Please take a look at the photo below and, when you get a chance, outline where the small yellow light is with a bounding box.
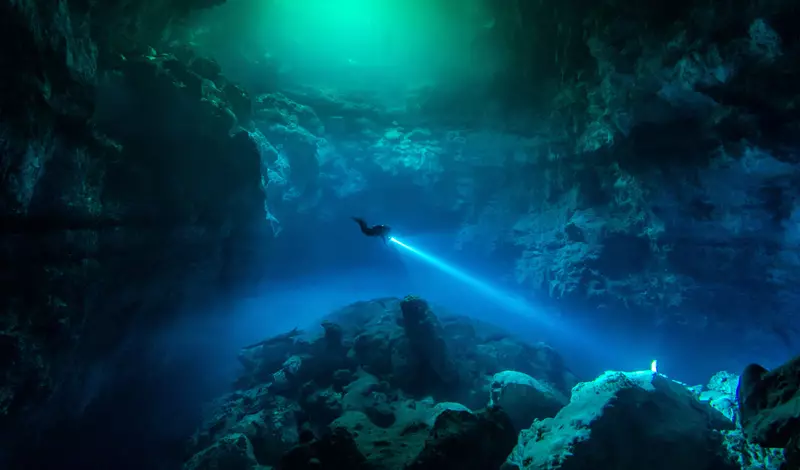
[650,360,658,373]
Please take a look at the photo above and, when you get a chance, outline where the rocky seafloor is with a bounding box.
[184,295,797,470]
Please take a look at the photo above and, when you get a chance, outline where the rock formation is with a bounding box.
[185,297,572,469]
[183,297,795,470]
[738,356,800,468]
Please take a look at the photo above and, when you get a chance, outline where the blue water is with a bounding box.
[18,223,785,470]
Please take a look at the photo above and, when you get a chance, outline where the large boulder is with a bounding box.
[488,370,567,431]
[737,356,800,468]
[738,358,800,449]
[472,339,578,398]
[324,396,478,469]
[406,406,518,470]
[341,371,398,428]
[187,388,301,467]
[276,427,369,470]
[398,296,460,396]
[698,371,740,422]
[506,370,736,470]
[326,404,517,470]
[691,371,785,470]
[328,298,578,404]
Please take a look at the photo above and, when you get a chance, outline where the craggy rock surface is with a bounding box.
[739,358,800,448]
[489,370,568,432]
[185,296,568,469]
[0,0,269,448]
[188,296,798,470]
[505,370,738,470]
[192,0,800,342]
[738,356,800,468]
[191,307,794,470]
[690,371,786,470]
[500,367,787,470]
[406,406,517,470]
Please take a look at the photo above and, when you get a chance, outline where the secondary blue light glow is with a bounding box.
[389,236,552,325]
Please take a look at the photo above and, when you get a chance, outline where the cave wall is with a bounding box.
[0,0,271,442]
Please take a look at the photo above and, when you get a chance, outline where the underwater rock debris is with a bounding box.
[185,297,788,470]
[184,297,573,469]
[694,371,785,470]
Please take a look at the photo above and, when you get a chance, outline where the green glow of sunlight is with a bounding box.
[190,0,505,95]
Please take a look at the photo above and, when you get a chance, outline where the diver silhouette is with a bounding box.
[351,217,392,244]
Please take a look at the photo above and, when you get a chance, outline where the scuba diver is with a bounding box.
[351,217,392,244]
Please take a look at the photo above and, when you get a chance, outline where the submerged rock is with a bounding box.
[739,359,800,448]
[473,338,578,399]
[488,370,567,431]
[325,403,516,470]
[299,385,344,430]
[276,427,369,470]
[399,295,460,396]
[407,406,518,470]
[186,298,797,470]
[183,433,261,470]
[693,370,785,470]
[186,296,577,468]
[738,356,800,468]
[506,370,736,470]
[341,371,397,428]
[228,412,299,466]
[699,371,741,422]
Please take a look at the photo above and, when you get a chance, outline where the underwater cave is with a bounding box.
[2,0,800,468]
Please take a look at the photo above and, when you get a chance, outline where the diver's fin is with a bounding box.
[351,217,372,235]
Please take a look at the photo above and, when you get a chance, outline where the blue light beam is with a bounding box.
[389,236,553,325]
